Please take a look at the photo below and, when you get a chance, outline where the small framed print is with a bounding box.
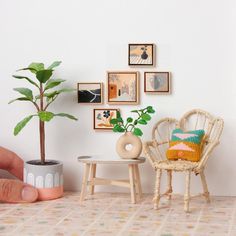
[107,71,139,105]
[77,83,103,104]
[93,108,119,130]
[144,72,170,94]
[128,44,154,66]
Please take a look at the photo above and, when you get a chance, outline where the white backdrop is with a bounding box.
[0,0,236,195]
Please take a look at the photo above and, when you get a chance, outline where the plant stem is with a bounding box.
[39,83,45,164]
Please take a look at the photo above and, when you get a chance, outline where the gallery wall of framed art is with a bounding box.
[76,42,171,131]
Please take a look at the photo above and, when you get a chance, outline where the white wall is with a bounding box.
[0,0,236,196]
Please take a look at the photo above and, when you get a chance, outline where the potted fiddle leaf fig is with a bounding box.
[111,106,155,159]
[9,61,77,200]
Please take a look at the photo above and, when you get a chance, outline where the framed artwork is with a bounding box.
[128,44,154,66]
[93,108,119,130]
[107,71,139,105]
[144,72,170,94]
[77,83,103,104]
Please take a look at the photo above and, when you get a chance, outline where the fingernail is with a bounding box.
[22,186,38,202]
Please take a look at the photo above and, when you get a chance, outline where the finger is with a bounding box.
[0,179,38,203]
[0,146,23,180]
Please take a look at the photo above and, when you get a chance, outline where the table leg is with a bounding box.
[89,164,96,195]
[80,163,90,203]
[134,164,142,199]
[129,164,136,204]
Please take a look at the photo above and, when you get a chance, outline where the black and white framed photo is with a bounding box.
[77,83,103,104]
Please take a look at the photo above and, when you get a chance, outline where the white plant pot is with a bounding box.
[24,160,63,201]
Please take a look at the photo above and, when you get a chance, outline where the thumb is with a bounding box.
[0,179,38,203]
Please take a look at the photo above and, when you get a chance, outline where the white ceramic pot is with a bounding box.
[116,132,142,159]
[24,160,63,201]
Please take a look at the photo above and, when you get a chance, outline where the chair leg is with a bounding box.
[200,171,210,203]
[153,169,162,210]
[167,170,173,200]
[184,170,191,212]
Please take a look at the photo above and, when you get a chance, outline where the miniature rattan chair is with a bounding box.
[143,109,224,212]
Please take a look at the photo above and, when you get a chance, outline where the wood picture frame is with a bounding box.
[93,108,119,130]
[144,72,170,94]
[128,44,154,66]
[77,82,103,104]
[107,71,139,105]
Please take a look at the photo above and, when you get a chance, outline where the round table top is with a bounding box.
[77,155,146,164]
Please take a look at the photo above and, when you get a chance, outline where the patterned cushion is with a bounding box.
[166,128,205,162]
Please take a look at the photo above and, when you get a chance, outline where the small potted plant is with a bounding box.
[111,106,155,159]
[9,61,77,200]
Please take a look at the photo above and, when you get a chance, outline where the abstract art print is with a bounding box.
[107,72,139,105]
[128,44,154,66]
[77,83,103,104]
[144,72,170,94]
[93,109,119,130]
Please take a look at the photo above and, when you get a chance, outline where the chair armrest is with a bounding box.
[143,140,164,169]
[195,141,219,174]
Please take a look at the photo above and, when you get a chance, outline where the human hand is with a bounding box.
[0,146,38,203]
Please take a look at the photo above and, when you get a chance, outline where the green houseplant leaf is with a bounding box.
[133,128,143,136]
[44,79,66,91]
[138,119,147,125]
[110,118,118,125]
[47,61,62,70]
[127,117,133,123]
[38,111,54,122]
[113,124,125,133]
[17,63,44,74]
[36,69,53,83]
[9,97,31,104]
[13,88,33,100]
[141,113,151,121]
[55,113,78,121]
[147,106,155,113]
[14,115,34,135]
[12,75,39,88]
[28,62,45,73]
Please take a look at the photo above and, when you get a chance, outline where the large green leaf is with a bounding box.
[8,97,31,104]
[38,111,54,122]
[133,128,143,136]
[47,61,62,70]
[55,113,78,121]
[28,63,45,73]
[45,79,65,91]
[14,115,33,135]
[36,69,53,83]
[13,88,33,100]
[12,75,39,88]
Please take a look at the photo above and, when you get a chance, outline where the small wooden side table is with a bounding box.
[77,155,145,204]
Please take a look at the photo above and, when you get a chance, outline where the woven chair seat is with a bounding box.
[154,160,199,171]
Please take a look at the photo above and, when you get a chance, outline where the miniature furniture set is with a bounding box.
[78,109,223,212]
[78,155,145,204]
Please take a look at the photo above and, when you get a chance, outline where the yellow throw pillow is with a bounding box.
[166,129,205,162]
